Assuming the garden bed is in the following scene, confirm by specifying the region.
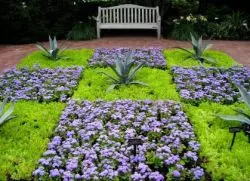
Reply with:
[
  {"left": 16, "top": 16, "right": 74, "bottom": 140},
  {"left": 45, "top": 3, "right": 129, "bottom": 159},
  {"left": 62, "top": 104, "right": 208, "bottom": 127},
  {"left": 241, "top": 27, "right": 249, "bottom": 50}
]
[
  {"left": 34, "top": 100, "right": 204, "bottom": 180},
  {"left": 0, "top": 48, "right": 249, "bottom": 181},
  {"left": 172, "top": 66, "right": 250, "bottom": 105},
  {"left": 89, "top": 48, "right": 166, "bottom": 69},
  {"left": 0, "top": 67, "right": 83, "bottom": 102}
]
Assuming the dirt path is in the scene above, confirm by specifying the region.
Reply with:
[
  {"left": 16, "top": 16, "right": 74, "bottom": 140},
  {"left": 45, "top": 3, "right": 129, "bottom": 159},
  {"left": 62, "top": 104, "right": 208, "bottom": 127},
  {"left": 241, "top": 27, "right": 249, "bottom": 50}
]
[{"left": 1, "top": 37, "right": 250, "bottom": 73}]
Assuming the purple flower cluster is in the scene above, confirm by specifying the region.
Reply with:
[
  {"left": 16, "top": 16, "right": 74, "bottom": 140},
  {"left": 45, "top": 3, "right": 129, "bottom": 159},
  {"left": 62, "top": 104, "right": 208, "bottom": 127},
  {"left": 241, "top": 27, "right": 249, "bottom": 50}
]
[
  {"left": 89, "top": 48, "right": 166, "bottom": 68},
  {"left": 33, "top": 100, "right": 204, "bottom": 180},
  {"left": 172, "top": 66, "right": 250, "bottom": 104},
  {"left": 0, "top": 66, "right": 83, "bottom": 102}
]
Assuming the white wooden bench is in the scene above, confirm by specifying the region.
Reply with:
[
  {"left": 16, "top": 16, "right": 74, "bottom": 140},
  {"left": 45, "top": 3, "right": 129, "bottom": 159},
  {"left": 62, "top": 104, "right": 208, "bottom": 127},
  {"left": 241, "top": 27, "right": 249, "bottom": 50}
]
[{"left": 96, "top": 4, "right": 161, "bottom": 39}]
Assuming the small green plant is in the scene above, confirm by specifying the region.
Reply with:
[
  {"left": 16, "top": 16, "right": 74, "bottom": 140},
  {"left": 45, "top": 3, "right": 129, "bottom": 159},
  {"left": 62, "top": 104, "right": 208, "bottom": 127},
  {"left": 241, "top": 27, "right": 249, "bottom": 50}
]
[
  {"left": 0, "top": 98, "right": 15, "bottom": 126},
  {"left": 177, "top": 33, "right": 216, "bottom": 65},
  {"left": 99, "top": 52, "right": 147, "bottom": 92},
  {"left": 67, "top": 22, "right": 96, "bottom": 41},
  {"left": 36, "top": 36, "right": 68, "bottom": 60}
]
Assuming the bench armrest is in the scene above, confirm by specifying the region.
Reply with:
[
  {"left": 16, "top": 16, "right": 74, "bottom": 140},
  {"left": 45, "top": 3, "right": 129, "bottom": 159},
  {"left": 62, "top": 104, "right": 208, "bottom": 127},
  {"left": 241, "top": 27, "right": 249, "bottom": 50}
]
[{"left": 157, "top": 16, "right": 161, "bottom": 23}]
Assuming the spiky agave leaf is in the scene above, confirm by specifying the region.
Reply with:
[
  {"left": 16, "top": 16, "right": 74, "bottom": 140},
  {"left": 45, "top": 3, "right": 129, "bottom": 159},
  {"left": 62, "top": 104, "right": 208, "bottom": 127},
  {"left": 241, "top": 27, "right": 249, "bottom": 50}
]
[
  {"left": 235, "top": 82, "right": 250, "bottom": 108},
  {"left": 128, "top": 62, "right": 145, "bottom": 82},
  {"left": 216, "top": 114, "right": 250, "bottom": 125},
  {"left": 0, "top": 99, "right": 15, "bottom": 126}
]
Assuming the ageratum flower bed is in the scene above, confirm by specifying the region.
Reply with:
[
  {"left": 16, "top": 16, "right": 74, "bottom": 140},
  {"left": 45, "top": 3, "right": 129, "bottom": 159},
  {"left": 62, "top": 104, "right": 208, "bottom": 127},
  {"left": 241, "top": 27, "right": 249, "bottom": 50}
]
[
  {"left": 0, "top": 66, "right": 83, "bottom": 102},
  {"left": 33, "top": 100, "right": 204, "bottom": 180},
  {"left": 89, "top": 48, "right": 166, "bottom": 68},
  {"left": 172, "top": 66, "right": 250, "bottom": 104}
]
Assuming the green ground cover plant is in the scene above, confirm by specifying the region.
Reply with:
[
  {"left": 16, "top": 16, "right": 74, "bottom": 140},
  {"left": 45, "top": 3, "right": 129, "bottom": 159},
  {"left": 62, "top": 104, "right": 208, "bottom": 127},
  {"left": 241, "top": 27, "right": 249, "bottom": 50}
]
[
  {"left": 17, "top": 49, "right": 93, "bottom": 69},
  {"left": 164, "top": 49, "right": 237, "bottom": 68},
  {"left": 73, "top": 67, "right": 180, "bottom": 101},
  {"left": 0, "top": 101, "right": 65, "bottom": 181},
  {"left": 184, "top": 102, "right": 250, "bottom": 181}
]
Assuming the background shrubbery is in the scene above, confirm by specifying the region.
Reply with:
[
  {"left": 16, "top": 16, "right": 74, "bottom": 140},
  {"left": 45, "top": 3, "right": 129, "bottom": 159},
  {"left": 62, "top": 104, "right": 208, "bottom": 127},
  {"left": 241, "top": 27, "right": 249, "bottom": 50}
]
[{"left": 0, "top": 0, "right": 249, "bottom": 44}]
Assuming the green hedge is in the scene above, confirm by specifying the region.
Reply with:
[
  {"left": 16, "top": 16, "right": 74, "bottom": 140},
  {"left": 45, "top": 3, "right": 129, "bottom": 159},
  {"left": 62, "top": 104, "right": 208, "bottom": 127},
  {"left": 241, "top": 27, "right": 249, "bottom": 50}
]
[
  {"left": 73, "top": 67, "right": 180, "bottom": 101},
  {"left": 164, "top": 49, "right": 238, "bottom": 68},
  {"left": 17, "top": 49, "right": 94, "bottom": 69},
  {"left": 184, "top": 102, "right": 250, "bottom": 181},
  {"left": 0, "top": 101, "right": 65, "bottom": 180}
]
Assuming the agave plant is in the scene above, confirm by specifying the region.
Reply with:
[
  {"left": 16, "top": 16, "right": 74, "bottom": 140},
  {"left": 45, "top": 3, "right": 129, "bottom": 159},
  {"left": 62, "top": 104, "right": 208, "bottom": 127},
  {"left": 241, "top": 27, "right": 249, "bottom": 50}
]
[
  {"left": 217, "top": 83, "right": 250, "bottom": 149},
  {"left": 177, "top": 33, "right": 216, "bottom": 65},
  {"left": 217, "top": 83, "right": 250, "bottom": 125},
  {"left": 0, "top": 98, "right": 15, "bottom": 126},
  {"left": 36, "top": 36, "right": 67, "bottom": 60},
  {"left": 99, "top": 52, "right": 147, "bottom": 92}
]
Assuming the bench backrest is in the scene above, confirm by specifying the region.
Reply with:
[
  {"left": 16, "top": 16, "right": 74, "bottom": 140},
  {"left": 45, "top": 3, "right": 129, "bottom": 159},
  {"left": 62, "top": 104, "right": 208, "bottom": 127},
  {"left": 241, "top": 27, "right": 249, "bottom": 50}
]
[{"left": 98, "top": 4, "right": 159, "bottom": 24}]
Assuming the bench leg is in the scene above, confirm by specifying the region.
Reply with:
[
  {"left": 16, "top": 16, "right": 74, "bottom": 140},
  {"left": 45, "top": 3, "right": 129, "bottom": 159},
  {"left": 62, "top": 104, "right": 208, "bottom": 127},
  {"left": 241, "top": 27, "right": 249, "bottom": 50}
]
[
  {"left": 97, "top": 26, "right": 100, "bottom": 39},
  {"left": 157, "top": 27, "right": 161, "bottom": 39}
]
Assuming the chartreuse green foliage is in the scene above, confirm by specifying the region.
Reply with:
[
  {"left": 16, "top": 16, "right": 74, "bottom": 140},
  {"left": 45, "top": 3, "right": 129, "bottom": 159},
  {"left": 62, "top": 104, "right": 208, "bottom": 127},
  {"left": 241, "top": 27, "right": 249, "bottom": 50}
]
[
  {"left": 0, "top": 101, "right": 65, "bottom": 181},
  {"left": 73, "top": 67, "right": 180, "bottom": 101},
  {"left": 164, "top": 49, "right": 238, "bottom": 68},
  {"left": 184, "top": 102, "right": 250, "bottom": 181},
  {"left": 17, "top": 49, "right": 94, "bottom": 69}
]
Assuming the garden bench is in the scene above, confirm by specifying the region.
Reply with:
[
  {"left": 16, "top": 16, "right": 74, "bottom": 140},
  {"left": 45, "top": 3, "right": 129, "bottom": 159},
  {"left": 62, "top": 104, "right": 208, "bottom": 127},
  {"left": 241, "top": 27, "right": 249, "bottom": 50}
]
[{"left": 96, "top": 4, "right": 161, "bottom": 39}]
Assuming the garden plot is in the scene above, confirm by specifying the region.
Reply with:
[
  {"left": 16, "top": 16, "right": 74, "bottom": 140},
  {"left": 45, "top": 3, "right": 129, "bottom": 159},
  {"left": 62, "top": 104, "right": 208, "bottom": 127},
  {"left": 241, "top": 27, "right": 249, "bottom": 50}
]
[
  {"left": 34, "top": 100, "right": 204, "bottom": 180},
  {"left": 172, "top": 66, "right": 250, "bottom": 104},
  {"left": 0, "top": 67, "right": 83, "bottom": 102},
  {"left": 89, "top": 48, "right": 166, "bottom": 68}
]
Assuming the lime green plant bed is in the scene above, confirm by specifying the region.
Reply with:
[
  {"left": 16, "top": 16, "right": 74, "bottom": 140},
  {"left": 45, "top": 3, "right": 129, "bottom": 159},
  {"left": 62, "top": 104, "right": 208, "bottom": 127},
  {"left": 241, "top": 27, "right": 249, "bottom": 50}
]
[
  {"left": 73, "top": 67, "right": 180, "bottom": 101},
  {"left": 17, "top": 49, "right": 93, "bottom": 69},
  {"left": 164, "top": 49, "right": 238, "bottom": 68},
  {"left": 0, "top": 101, "right": 65, "bottom": 181},
  {"left": 184, "top": 102, "right": 250, "bottom": 181}
]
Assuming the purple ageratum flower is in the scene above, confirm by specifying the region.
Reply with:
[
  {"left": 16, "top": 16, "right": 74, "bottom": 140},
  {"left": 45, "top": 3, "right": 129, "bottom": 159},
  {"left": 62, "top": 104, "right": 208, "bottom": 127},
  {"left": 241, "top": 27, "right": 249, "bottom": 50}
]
[
  {"left": 148, "top": 171, "right": 165, "bottom": 181},
  {"left": 191, "top": 167, "right": 204, "bottom": 180},
  {"left": 172, "top": 170, "right": 181, "bottom": 177},
  {"left": 50, "top": 169, "right": 60, "bottom": 177}
]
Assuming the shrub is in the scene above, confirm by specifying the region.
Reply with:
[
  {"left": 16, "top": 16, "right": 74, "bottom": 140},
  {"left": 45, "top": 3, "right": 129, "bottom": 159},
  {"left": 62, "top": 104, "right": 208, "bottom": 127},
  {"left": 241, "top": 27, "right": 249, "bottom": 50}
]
[
  {"left": 0, "top": 101, "right": 65, "bottom": 180},
  {"left": 67, "top": 21, "right": 96, "bottom": 40}
]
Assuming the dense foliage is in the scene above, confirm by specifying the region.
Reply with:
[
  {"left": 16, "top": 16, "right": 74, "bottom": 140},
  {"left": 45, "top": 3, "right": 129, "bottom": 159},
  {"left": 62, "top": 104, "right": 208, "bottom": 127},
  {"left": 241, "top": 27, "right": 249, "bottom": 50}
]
[
  {"left": 184, "top": 102, "right": 250, "bottom": 181},
  {"left": 18, "top": 49, "right": 93, "bottom": 69},
  {"left": 0, "top": 101, "right": 65, "bottom": 180},
  {"left": 164, "top": 49, "right": 237, "bottom": 68},
  {"left": 1, "top": 0, "right": 249, "bottom": 43},
  {"left": 0, "top": 67, "right": 83, "bottom": 102},
  {"left": 34, "top": 100, "right": 204, "bottom": 180}
]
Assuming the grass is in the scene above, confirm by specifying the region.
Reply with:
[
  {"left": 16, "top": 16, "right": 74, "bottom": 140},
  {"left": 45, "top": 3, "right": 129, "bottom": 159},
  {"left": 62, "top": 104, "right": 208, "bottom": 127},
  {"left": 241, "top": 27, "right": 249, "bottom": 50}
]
[
  {"left": 164, "top": 49, "right": 238, "bottom": 68},
  {"left": 73, "top": 67, "right": 180, "bottom": 101},
  {"left": 184, "top": 102, "right": 250, "bottom": 181},
  {"left": 0, "top": 101, "right": 65, "bottom": 181},
  {"left": 17, "top": 49, "right": 93, "bottom": 69}
]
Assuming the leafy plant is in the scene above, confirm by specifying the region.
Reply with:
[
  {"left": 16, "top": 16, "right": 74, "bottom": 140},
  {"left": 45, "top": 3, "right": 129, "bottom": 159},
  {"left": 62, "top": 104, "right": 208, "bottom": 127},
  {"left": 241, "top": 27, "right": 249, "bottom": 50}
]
[
  {"left": 36, "top": 36, "right": 68, "bottom": 60},
  {"left": 0, "top": 98, "right": 15, "bottom": 126},
  {"left": 67, "top": 22, "right": 96, "bottom": 41},
  {"left": 217, "top": 83, "right": 250, "bottom": 125},
  {"left": 99, "top": 52, "right": 147, "bottom": 92},
  {"left": 177, "top": 33, "right": 216, "bottom": 65}
]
